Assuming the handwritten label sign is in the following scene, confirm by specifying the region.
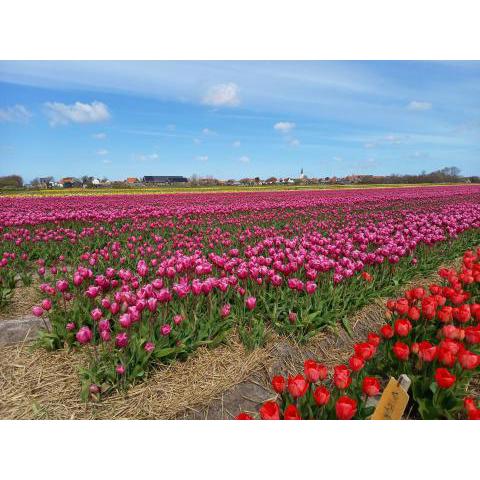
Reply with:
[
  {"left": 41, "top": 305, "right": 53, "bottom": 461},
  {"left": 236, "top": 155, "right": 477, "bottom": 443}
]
[{"left": 371, "top": 376, "right": 410, "bottom": 420}]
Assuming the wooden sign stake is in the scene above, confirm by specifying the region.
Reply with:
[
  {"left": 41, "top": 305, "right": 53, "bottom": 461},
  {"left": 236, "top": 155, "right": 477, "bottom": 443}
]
[{"left": 370, "top": 374, "right": 411, "bottom": 420}]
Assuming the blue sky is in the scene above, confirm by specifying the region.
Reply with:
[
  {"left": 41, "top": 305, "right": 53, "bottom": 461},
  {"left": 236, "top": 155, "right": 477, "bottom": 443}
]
[{"left": 0, "top": 61, "right": 479, "bottom": 182}]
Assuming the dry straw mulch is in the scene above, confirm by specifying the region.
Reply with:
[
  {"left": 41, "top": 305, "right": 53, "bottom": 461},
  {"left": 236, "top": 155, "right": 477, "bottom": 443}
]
[
  {"left": 0, "top": 337, "right": 273, "bottom": 419},
  {"left": 0, "top": 283, "right": 41, "bottom": 321},
  {"left": 0, "top": 256, "right": 470, "bottom": 420}
]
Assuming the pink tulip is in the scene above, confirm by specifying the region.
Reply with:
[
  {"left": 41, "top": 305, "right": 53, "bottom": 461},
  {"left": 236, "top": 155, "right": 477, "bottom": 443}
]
[
  {"left": 89, "top": 384, "right": 100, "bottom": 394},
  {"left": 41, "top": 298, "right": 52, "bottom": 311},
  {"left": 246, "top": 296, "right": 257, "bottom": 311},
  {"left": 85, "top": 286, "right": 100, "bottom": 298},
  {"left": 119, "top": 313, "right": 132, "bottom": 329},
  {"left": 147, "top": 297, "right": 158, "bottom": 312},
  {"left": 91, "top": 308, "right": 103, "bottom": 321},
  {"left": 144, "top": 342, "right": 155, "bottom": 353},
  {"left": 100, "top": 330, "right": 111, "bottom": 342},
  {"left": 76, "top": 326, "right": 92, "bottom": 345},
  {"left": 115, "top": 332, "right": 129, "bottom": 348},
  {"left": 220, "top": 304, "right": 231, "bottom": 318},
  {"left": 56, "top": 279, "right": 69, "bottom": 292},
  {"left": 98, "top": 319, "right": 110, "bottom": 332},
  {"left": 160, "top": 324, "right": 172, "bottom": 336},
  {"left": 173, "top": 314, "right": 184, "bottom": 325},
  {"left": 306, "top": 281, "right": 317, "bottom": 295}
]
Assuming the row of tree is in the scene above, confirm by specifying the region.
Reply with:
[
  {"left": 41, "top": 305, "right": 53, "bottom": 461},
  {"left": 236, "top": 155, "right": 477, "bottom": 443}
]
[
  {"left": 0, "top": 175, "right": 23, "bottom": 189},
  {"left": 356, "top": 167, "right": 479, "bottom": 184}
]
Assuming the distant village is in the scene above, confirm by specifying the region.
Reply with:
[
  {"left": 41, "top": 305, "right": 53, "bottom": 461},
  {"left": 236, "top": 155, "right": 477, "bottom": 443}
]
[
  {"left": 0, "top": 166, "right": 475, "bottom": 191},
  {"left": 26, "top": 170, "right": 396, "bottom": 189}
]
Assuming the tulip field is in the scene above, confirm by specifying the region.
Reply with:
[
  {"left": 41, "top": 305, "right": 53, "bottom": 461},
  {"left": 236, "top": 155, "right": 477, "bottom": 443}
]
[{"left": 1, "top": 185, "right": 480, "bottom": 407}]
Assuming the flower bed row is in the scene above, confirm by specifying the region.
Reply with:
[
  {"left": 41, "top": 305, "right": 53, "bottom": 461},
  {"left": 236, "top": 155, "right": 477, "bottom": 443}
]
[{"left": 236, "top": 248, "right": 480, "bottom": 419}]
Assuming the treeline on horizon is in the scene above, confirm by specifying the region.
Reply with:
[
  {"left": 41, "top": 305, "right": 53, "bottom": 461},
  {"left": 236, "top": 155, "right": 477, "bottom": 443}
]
[
  {"left": 0, "top": 166, "right": 479, "bottom": 190},
  {"left": 352, "top": 167, "right": 480, "bottom": 185}
]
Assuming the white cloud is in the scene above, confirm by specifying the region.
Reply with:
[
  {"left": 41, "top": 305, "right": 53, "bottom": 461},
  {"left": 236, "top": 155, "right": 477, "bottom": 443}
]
[
  {"left": 196, "top": 155, "right": 208, "bottom": 162},
  {"left": 96, "top": 149, "right": 109, "bottom": 156},
  {"left": 289, "top": 138, "right": 300, "bottom": 147},
  {"left": 0, "top": 104, "right": 32, "bottom": 123},
  {"left": 239, "top": 155, "right": 250, "bottom": 164},
  {"left": 202, "top": 128, "right": 216, "bottom": 136},
  {"left": 384, "top": 134, "right": 403, "bottom": 144},
  {"left": 102, "top": 159, "right": 112, "bottom": 164},
  {"left": 232, "top": 140, "right": 241, "bottom": 148},
  {"left": 203, "top": 82, "right": 240, "bottom": 107},
  {"left": 411, "top": 151, "right": 430, "bottom": 159},
  {"left": 193, "top": 138, "right": 201, "bottom": 144},
  {"left": 274, "top": 122, "right": 296, "bottom": 133},
  {"left": 407, "top": 101, "right": 432, "bottom": 111},
  {"left": 364, "top": 142, "right": 376, "bottom": 149},
  {"left": 134, "top": 153, "right": 159, "bottom": 162},
  {"left": 92, "top": 132, "right": 106, "bottom": 140},
  {"left": 44, "top": 101, "right": 110, "bottom": 126},
  {"left": 166, "top": 124, "right": 176, "bottom": 131}
]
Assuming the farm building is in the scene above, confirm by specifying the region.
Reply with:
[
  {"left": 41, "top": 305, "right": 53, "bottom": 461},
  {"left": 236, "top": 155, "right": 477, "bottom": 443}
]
[
  {"left": 59, "top": 177, "right": 82, "bottom": 188},
  {"left": 142, "top": 176, "right": 188, "bottom": 184}
]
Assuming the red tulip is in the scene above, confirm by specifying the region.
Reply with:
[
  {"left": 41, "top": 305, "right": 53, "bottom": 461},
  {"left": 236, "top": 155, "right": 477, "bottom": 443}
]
[
  {"left": 412, "top": 287, "right": 426, "bottom": 299},
  {"left": 465, "top": 326, "right": 480, "bottom": 344},
  {"left": 438, "top": 306, "right": 453, "bottom": 323},
  {"left": 392, "top": 341, "right": 410, "bottom": 361},
  {"left": 348, "top": 355, "right": 365, "bottom": 371},
  {"left": 283, "top": 404, "right": 301, "bottom": 420},
  {"left": 271, "top": 375, "right": 286, "bottom": 393},
  {"left": 235, "top": 412, "right": 254, "bottom": 420},
  {"left": 380, "top": 324, "right": 394, "bottom": 339},
  {"left": 458, "top": 350, "right": 479, "bottom": 370},
  {"left": 333, "top": 365, "right": 352, "bottom": 390},
  {"left": 354, "top": 342, "right": 375, "bottom": 360},
  {"left": 335, "top": 396, "right": 357, "bottom": 420},
  {"left": 259, "top": 401, "right": 280, "bottom": 420},
  {"left": 362, "top": 377, "right": 381, "bottom": 397},
  {"left": 442, "top": 325, "right": 460, "bottom": 340},
  {"left": 434, "top": 368, "right": 456, "bottom": 389},
  {"left": 418, "top": 341, "right": 437, "bottom": 362},
  {"left": 394, "top": 318, "right": 412, "bottom": 337},
  {"left": 367, "top": 332, "right": 380, "bottom": 347},
  {"left": 304, "top": 359, "right": 327, "bottom": 382},
  {"left": 395, "top": 299, "right": 409, "bottom": 315},
  {"left": 467, "top": 408, "right": 480, "bottom": 420},
  {"left": 287, "top": 374, "right": 309, "bottom": 398},
  {"left": 313, "top": 386, "right": 330, "bottom": 406},
  {"left": 408, "top": 306, "right": 420, "bottom": 321},
  {"left": 464, "top": 397, "right": 477, "bottom": 414}
]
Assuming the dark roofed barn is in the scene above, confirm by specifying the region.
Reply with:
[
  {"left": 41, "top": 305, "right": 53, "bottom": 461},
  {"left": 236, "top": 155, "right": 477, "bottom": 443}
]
[{"left": 143, "top": 176, "right": 188, "bottom": 184}]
